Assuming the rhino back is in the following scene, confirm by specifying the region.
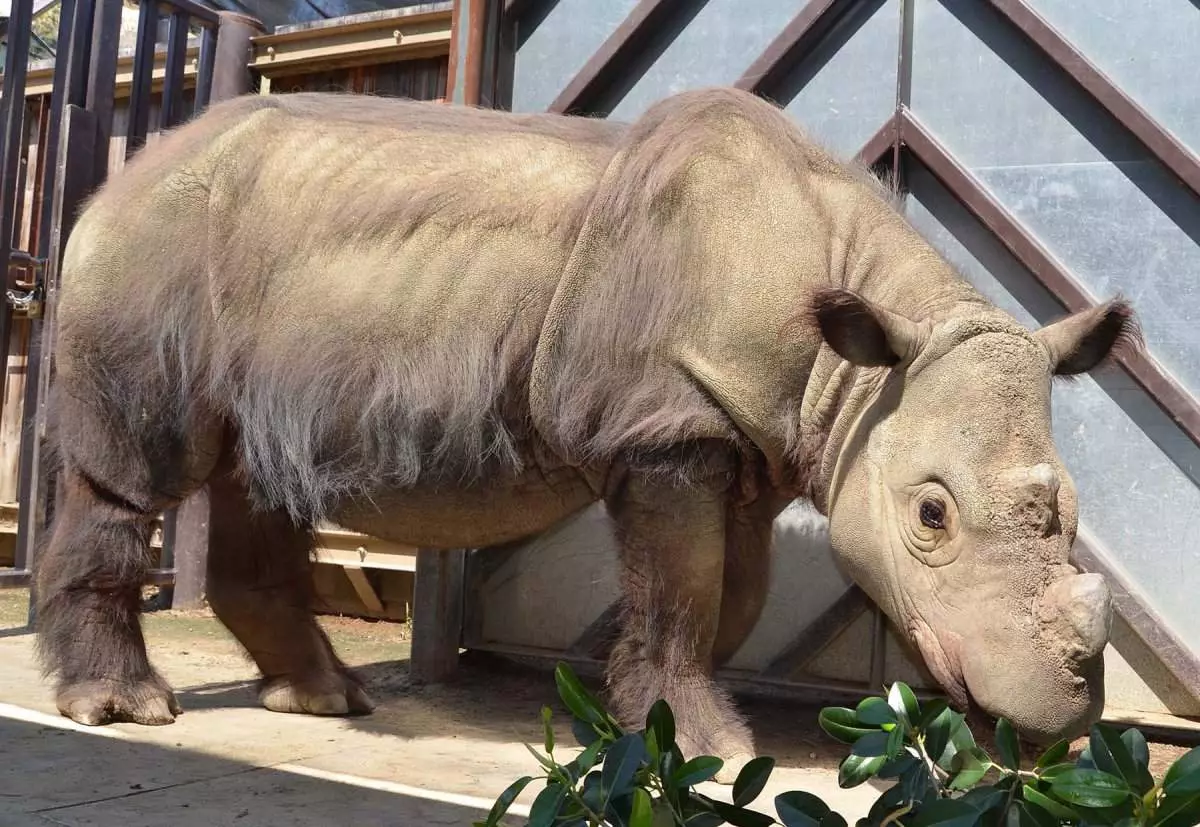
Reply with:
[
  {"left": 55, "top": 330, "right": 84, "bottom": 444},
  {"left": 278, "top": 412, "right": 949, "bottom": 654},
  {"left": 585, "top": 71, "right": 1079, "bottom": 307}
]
[{"left": 57, "top": 93, "right": 624, "bottom": 521}]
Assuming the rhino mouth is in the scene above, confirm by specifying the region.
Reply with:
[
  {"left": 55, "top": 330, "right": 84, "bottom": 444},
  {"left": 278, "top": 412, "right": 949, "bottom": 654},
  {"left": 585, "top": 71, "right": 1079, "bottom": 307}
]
[{"left": 909, "top": 619, "right": 969, "bottom": 709}]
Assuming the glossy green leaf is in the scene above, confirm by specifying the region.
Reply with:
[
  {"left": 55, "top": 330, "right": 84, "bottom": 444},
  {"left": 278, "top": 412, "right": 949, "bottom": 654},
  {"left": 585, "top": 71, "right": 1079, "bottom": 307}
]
[
  {"left": 554, "top": 662, "right": 610, "bottom": 727},
  {"left": 629, "top": 788, "right": 653, "bottom": 827},
  {"left": 647, "top": 700, "right": 675, "bottom": 755},
  {"left": 819, "top": 707, "right": 880, "bottom": 745},
  {"left": 855, "top": 696, "right": 897, "bottom": 727},
  {"left": 601, "top": 732, "right": 647, "bottom": 803},
  {"left": 850, "top": 731, "right": 891, "bottom": 758},
  {"left": 958, "top": 785, "right": 1008, "bottom": 816},
  {"left": 820, "top": 813, "right": 849, "bottom": 827},
  {"left": 1021, "top": 783, "right": 1081, "bottom": 821},
  {"left": 527, "top": 782, "right": 568, "bottom": 827},
  {"left": 523, "top": 743, "right": 556, "bottom": 772},
  {"left": 885, "top": 721, "right": 906, "bottom": 760},
  {"left": 1089, "top": 724, "right": 1149, "bottom": 794},
  {"left": 937, "top": 712, "right": 978, "bottom": 772},
  {"left": 1035, "top": 739, "right": 1070, "bottom": 770},
  {"left": 923, "top": 706, "right": 954, "bottom": 765},
  {"left": 996, "top": 718, "right": 1021, "bottom": 771},
  {"left": 897, "top": 761, "right": 934, "bottom": 805},
  {"left": 917, "top": 698, "right": 951, "bottom": 730},
  {"left": 479, "top": 775, "right": 534, "bottom": 827},
  {"left": 540, "top": 706, "right": 555, "bottom": 754},
  {"left": 907, "top": 798, "right": 980, "bottom": 827},
  {"left": 948, "top": 746, "right": 990, "bottom": 790},
  {"left": 673, "top": 756, "right": 724, "bottom": 788},
  {"left": 1120, "top": 728, "right": 1153, "bottom": 789},
  {"left": 1049, "top": 768, "right": 1132, "bottom": 808},
  {"left": 708, "top": 799, "right": 776, "bottom": 827},
  {"left": 572, "top": 717, "right": 601, "bottom": 748},
  {"left": 837, "top": 753, "right": 886, "bottom": 789},
  {"left": 877, "top": 753, "right": 920, "bottom": 780},
  {"left": 577, "top": 738, "right": 604, "bottom": 774},
  {"left": 1035, "top": 762, "right": 1076, "bottom": 780},
  {"left": 1153, "top": 791, "right": 1200, "bottom": 827},
  {"left": 889, "top": 682, "right": 921, "bottom": 728},
  {"left": 1163, "top": 745, "right": 1200, "bottom": 797},
  {"left": 733, "top": 756, "right": 775, "bottom": 807},
  {"left": 1013, "top": 800, "right": 1058, "bottom": 827},
  {"left": 775, "top": 791, "right": 831, "bottom": 827}
]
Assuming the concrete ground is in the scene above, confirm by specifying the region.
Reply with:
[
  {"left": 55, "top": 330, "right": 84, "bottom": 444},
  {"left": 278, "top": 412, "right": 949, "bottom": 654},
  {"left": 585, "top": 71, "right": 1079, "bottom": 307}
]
[{"left": 0, "top": 590, "right": 889, "bottom": 826}]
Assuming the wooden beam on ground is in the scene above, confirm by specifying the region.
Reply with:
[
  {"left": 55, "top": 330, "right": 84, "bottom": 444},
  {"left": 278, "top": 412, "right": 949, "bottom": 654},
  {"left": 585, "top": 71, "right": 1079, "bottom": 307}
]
[{"left": 411, "top": 548, "right": 467, "bottom": 683}]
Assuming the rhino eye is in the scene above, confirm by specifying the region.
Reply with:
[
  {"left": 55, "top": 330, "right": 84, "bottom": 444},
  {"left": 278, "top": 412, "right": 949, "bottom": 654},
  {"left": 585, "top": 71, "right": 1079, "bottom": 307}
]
[{"left": 919, "top": 499, "right": 946, "bottom": 530}]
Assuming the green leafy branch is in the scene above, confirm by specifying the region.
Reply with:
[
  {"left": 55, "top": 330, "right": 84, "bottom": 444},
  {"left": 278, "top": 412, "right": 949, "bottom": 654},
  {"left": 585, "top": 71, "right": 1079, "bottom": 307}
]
[{"left": 476, "top": 662, "right": 1200, "bottom": 827}]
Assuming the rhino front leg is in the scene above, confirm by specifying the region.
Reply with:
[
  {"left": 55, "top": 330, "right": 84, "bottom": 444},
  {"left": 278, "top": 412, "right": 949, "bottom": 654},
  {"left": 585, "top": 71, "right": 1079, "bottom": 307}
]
[
  {"left": 605, "top": 446, "right": 754, "bottom": 785},
  {"left": 712, "top": 496, "right": 779, "bottom": 666}
]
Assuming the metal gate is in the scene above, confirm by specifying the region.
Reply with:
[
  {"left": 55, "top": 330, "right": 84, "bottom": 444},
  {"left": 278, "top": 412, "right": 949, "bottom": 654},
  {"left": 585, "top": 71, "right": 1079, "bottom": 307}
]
[{"left": 0, "top": 0, "right": 259, "bottom": 600}]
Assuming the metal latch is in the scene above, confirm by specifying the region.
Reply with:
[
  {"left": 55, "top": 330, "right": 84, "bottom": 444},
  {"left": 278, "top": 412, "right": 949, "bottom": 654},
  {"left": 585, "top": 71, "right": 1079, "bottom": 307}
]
[{"left": 6, "top": 282, "right": 43, "bottom": 318}]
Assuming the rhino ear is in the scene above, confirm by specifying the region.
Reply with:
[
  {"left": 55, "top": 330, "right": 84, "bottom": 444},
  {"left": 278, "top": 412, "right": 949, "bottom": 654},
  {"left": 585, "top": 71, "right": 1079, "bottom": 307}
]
[
  {"left": 1034, "top": 297, "right": 1141, "bottom": 376},
  {"left": 810, "top": 288, "right": 923, "bottom": 367}
]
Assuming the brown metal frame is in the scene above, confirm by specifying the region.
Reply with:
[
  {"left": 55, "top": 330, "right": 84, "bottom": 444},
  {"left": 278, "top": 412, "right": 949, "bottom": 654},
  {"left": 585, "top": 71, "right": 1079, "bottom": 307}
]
[{"left": 545, "top": 0, "right": 699, "bottom": 117}]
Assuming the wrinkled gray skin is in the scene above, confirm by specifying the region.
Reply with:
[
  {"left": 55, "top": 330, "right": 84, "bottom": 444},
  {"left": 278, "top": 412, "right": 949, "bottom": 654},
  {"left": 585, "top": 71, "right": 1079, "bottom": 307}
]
[{"left": 35, "top": 87, "right": 1136, "bottom": 785}]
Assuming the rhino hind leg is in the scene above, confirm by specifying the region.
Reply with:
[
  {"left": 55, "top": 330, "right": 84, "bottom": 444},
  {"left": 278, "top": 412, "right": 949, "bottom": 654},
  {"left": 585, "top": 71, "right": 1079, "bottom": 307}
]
[
  {"left": 605, "top": 445, "right": 755, "bottom": 785},
  {"left": 204, "top": 455, "right": 374, "bottom": 718},
  {"left": 34, "top": 391, "right": 221, "bottom": 727}
]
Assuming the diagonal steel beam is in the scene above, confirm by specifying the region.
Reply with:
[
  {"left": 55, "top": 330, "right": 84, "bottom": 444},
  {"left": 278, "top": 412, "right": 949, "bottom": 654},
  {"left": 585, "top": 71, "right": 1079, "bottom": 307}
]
[
  {"left": 735, "top": 0, "right": 858, "bottom": 98},
  {"left": 985, "top": 0, "right": 1200, "bottom": 201},
  {"left": 1073, "top": 527, "right": 1200, "bottom": 704},
  {"left": 546, "top": 0, "right": 698, "bottom": 116},
  {"left": 899, "top": 109, "right": 1200, "bottom": 455}
]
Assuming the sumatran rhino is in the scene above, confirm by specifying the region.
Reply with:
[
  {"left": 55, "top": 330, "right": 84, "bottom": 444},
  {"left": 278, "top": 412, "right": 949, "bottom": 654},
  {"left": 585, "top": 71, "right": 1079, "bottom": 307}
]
[{"left": 37, "top": 87, "right": 1137, "bottom": 783}]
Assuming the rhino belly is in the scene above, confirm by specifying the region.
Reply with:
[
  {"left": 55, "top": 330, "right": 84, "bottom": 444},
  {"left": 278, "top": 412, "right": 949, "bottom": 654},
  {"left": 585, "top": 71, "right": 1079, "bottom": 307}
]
[{"left": 330, "top": 460, "right": 600, "bottom": 549}]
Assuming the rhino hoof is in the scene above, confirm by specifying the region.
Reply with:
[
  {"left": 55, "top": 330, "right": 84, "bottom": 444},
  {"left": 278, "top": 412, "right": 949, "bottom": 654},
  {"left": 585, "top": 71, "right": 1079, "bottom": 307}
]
[
  {"left": 259, "top": 674, "right": 375, "bottom": 717},
  {"left": 57, "top": 678, "right": 181, "bottom": 726}
]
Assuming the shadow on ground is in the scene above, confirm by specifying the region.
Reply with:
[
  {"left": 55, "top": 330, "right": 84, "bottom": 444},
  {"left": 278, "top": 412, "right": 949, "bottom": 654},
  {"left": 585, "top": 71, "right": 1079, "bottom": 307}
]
[{"left": 0, "top": 714, "right": 496, "bottom": 827}]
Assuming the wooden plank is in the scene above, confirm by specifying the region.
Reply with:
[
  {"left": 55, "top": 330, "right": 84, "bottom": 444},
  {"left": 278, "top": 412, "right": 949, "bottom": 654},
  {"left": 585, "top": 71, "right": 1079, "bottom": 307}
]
[
  {"left": 410, "top": 548, "right": 466, "bottom": 683},
  {"left": 342, "top": 566, "right": 385, "bottom": 614},
  {"left": 252, "top": 12, "right": 450, "bottom": 80},
  {"left": 170, "top": 488, "right": 209, "bottom": 609}
]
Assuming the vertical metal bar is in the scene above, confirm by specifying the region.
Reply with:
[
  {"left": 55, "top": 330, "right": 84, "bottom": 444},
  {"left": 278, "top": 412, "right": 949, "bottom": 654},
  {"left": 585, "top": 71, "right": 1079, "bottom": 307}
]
[
  {"left": 161, "top": 11, "right": 190, "bottom": 129},
  {"left": 86, "top": 0, "right": 124, "bottom": 184},
  {"left": 193, "top": 24, "right": 218, "bottom": 111},
  {"left": 892, "top": 0, "right": 914, "bottom": 189},
  {"left": 0, "top": 0, "right": 37, "bottom": 410},
  {"left": 13, "top": 0, "right": 95, "bottom": 592},
  {"left": 126, "top": 0, "right": 161, "bottom": 159}
]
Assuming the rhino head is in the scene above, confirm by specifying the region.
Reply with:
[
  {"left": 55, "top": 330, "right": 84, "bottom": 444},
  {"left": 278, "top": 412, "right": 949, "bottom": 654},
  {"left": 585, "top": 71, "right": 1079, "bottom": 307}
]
[{"left": 809, "top": 288, "right": 1138, "bottom": 743}]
